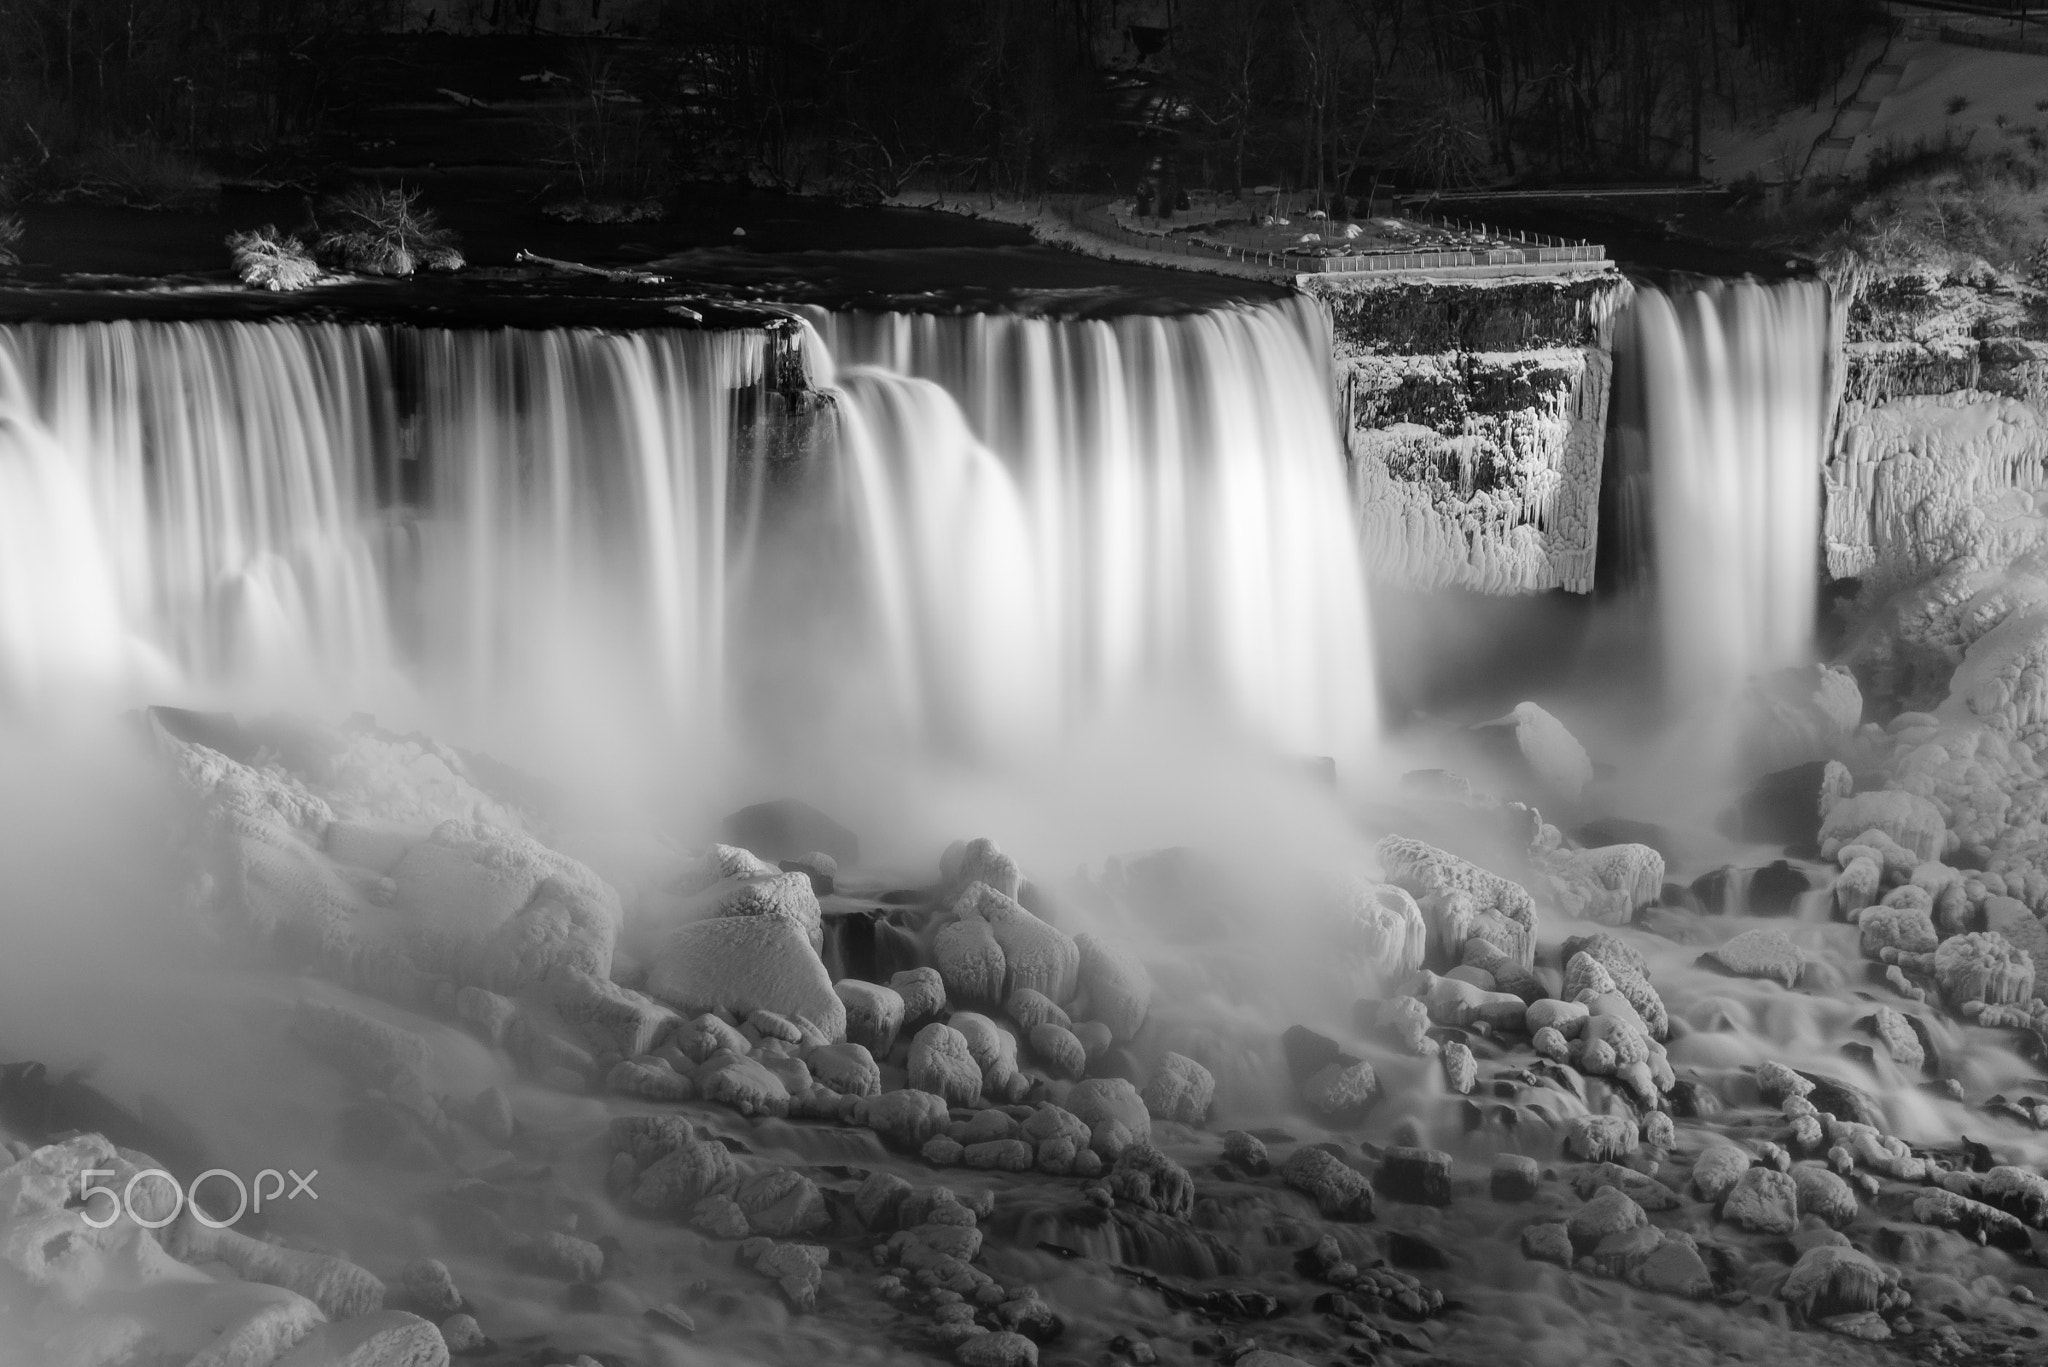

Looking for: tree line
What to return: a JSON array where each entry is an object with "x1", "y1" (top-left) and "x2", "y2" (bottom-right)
[{"x1": 0, "y1": 0, "x2": 1886, "y2": 206}]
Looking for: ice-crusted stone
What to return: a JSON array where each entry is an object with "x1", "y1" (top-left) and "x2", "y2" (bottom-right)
[
  {"x1": 1441, "y1": 1040, "x2": 1477, "y2": 1094},
  {"x1": 908, "y1": 1023, "x2": 983, "y2": 1107},
  {"x1": 674, "y1": 843, "x2": 779, "y2": 895},
  {"x1": 806, "y1": 1042, "x2": 881, "y2": 1096},
  {"x1": 955, "y1": 880, "x2": 1080, "y2": 1004},
  {"x1": 1282, "y1": 1146, "x2": 1373, "y2": 1219},
  {"x1": 1541, "y1": 844, "x2": 1664, "y2": 925},
  {"x1": 1327, "y1": 874, "x2": 1429, "y2": 975},
  {"x1": 389, "y1": 819, "x2": 620, "y2": 988},
  {"x1": 955, "y1": 1330, "x2": 1038, "y2": 1367},
  {"x1": 1781, "y1": 1245, "x2": 1888, "y2": 1318},
  {"x1": 1005, "y1": 987, "x2": 1069, "y2": 1033},
  {"x1": 735, "y1": 1169, "x2": 828, "y2": 1237},
  {"x1": 1859, "y1": 903, "x2": 1937, "y2": 959},
  {"x1": 1912, "y1": 1188, "x2": 2029, "y2": 1247},
  {"x1": 1567, "y1": 1185, "x2": 1646, "y2": 1253},
  {"x1": 608, "y1": 1058, "x2": 691, "y2": 1102},
  {"x1": 1560, "y1": 933, "x2": 1667, "y2": 1038},
  {"x1": 272, "y1": 1309, "x2": 446, "y2": 1367},
  {"x1": 550, "y1": 968, "x2": 678, "y2": 1058},
  {"x1": 1722, "y1": 1166, "x2": 1799, "y2": 1234},
  {"x1": 1692, "y1": 1145, "x2": 1751, "y2": 1203},
  {"x1": 1834, "y1": 857, "x2": 1882, "y2": 916},
  {"x1": 934, "y1": 911, "x2": 1007, "y2": 1007},
  {"x1": 1107, "y1": 1143, "x2": 1196, "y2": 1218},
  {"x1": 1066, "y1": 1077, "x2": 1152, "y2": 1153},
  {"x1": 1755, "y1": 1060, "x2": 1813, "y2": 1105},
  {"x1": 1793, "y1": 1165, "x2": 1858, "y2": 1226},
  {"x1": 629, "y1": 1140, "x2": 737, "y2": 1216},
  {"x1": 647, "y1": 914, "x2": 845, "y2": 1040},
  {"x1": 714, "y1": 871, "x2": 824, "y2": 952},
  {"x1": 835, "y1": 979, "x2": 905, "y2": 1055},
  {"x1": 1302, "y1": 1059, "x2": 1378, "y2": 1122},
  {"x1": 1029, "y1": 1023, "x2": 1086, "y2": 1079},
  {"x1": 1525, "y1": 998, "x2": 1589, "y2": 1036},
  {"x1": 1377, "y1": 835, "x2": 1537, "y2": 966},
  {"x1": 890, "y1": 967, "x2": 948, "y2": 1021},
  {"x1": 1141, "y1": 1052, "x2": 1216, "y2": 1125},
  {"x1": 1701, "y1": 928, "x2": 1803, "y2": 989},
  {"x1": 1983, "y1": 897, "x2": 2048, "y2": 996},
  {"x1": 1820, "y1": 790, "x2": 1946, "y2": 864},
  {"x1": 401, "y1": 1259, "x2": 461, "y2": 1316},
  {"x1": 1475, "y1": 700, "x2": 1593, "y2": 798},
  {"x1": 697, "y1": 1053, "x2": 791, "y2": 1117},
  {"x1": 176, "y1": 1222, "x2": 386, "y2": 1319},
  {"x1": 955, "y1": 837, "x2": 1023, "y2": 899},
  {"x1": 864, "y1": 1090, "x2": 951, "y2": 1149},
  {"x1": 1934, "y1": 930, "x2": 2035, "y2": 1005},
  {"x1": 1869, "y1": 1006, "x2": 1925, "y2": 1068},
  {"x1": 1565, "y1": 1114, "x2": 1637, "y2": 1162},
  {"x1": 1075, "y1": 932, "x2": 1152, "y2": 1040}
]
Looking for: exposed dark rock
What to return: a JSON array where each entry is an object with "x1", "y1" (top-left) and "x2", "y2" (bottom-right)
[
  {"x1": 1572, "y1": 817, "x2": 1679, "y2": 864},
  {"x1": 1279, "y1": 1024, "x2": 1343, "y2": 1083},
  {"x1": 722, "y1": 798, "x2": 860, "y2": 866},
  {"x1": 1720, "y1": 760, "x2": 1829, "y2": 849},
  {"x1": 1374, "y1": 1147, "x2": 1453, "y2": 1205}
]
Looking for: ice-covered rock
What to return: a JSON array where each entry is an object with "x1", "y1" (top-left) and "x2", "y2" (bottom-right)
[
  {"x1": 1700, "y1": 927, "x2": 1803, "y2": 988},
  {"x1": 934, "y1": 908, "x2": 1007, "y2": 1007},
  {"x1": 1074, "y1": 932, "x2": 1152, "y2": 1040},
  {"x1": 836, "y1": 980, "x2": 906, "y2": 1055},
  {"x1": 646, "y1": 915, "x2": 845, "y2": 1040},
  {"x1": 954, "y1": 881, "x2": 1079, "y2": 1004},
  {"x1": 713, "y1": 872, "x2": 824, "y2": 953},
  {"x1": 1142, "y1": 1053, "x2": 1216, "y2": 1124},
  {"x1": 1722, "y1": 1166, "x2": 1798, "y2": 1234},
  {"x1": 1819, "y1": 790, "x2": 1947, "y2": 864},
  {"x1": 1378, "y1": 835, "x2": 1537, "y2": 967},
  {"x1": 1538, "y1": 844, "x2": 1664, "y2": 925},
  {"x1": 1326, "y1": 875, "x2": 1429, "y2": 975},
  {"x1": 1472, "y1": 700, "x2": 1593, "y2": 799},
  {"x1": 1933, "y1": 930, "x2": 2035, "y2": 1006},
  {"x1": 908, "y1": 1023, "x2": 983, "y2": 1106}
]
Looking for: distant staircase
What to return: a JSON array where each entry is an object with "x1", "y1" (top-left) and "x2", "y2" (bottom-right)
[{"x1": 1801, "y1": 33, "x2": 1910, "y2": 182}]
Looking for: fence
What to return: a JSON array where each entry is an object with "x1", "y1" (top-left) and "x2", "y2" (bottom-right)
[
  {"x1": 1938, "y1": 21, "x2": 2048, "y2": 52},
  {"x1": 1045, "y1": 196, "x2": 1606, "y2": 277}
]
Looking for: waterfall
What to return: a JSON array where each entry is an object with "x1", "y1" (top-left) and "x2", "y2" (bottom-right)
[
  {"x1": 811, "y1": 298, "x2": 1378, "y2": 762},
  {"x1": 0, "y1": 303, "x2": 1376, "y2": 770},
  {"x1": 1619, "y1": 281, "x2": 1836, "y2": 711}
]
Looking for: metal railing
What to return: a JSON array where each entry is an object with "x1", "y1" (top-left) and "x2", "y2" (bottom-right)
[{"x1": 1047, "y1": 196, "x2": 1605, "y2": 277}]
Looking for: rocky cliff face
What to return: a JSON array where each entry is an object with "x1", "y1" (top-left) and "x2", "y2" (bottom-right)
[
  {"x1": 1306, "y1": 270, "x2": 1633, "y2": 595},
  {"x1": 1826, "y1": 270, "x2": 2048, "y2": 600}
]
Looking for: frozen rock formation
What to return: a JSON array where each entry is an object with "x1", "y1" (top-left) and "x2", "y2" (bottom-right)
[
  {"x1": 646, "y1": 915, "x2": 846, "y2": 1040},
  {"x1": 1377, "y1": 835, "x2": 1538, "y2": 966},
  {"x1": 1309, "y1": 271, "x2": 1629, "y2": 595}
]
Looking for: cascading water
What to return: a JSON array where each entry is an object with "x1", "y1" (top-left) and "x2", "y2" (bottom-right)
[
  {"x1": 811, "y1": 298, "x2": 1379, "y2": 763},
  {"x1": 1619, "y1": 281, "x2": 1837, "y2": 712},
  {"x1": 0, "y1": 301, "x2": 1375, "y2": 773}
]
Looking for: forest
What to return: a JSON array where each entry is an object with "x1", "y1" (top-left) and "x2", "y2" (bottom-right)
[{"x1": 0, "y1": 0, "x2": 1888, "y2": 205}]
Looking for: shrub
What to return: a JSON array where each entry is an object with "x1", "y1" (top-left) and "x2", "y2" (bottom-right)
[
  {"x1": 313, "y1": 183, "x2": 464, "y2": 277},
  {"x1": 226, "y1": 225, "x2": 319, "y2": 291},
  {"x1": 0, "y1": 214, "x2": 21, "y2": 266},
  {"x1": 70, "y1": 138, "x2": 218, "y2": 210}
]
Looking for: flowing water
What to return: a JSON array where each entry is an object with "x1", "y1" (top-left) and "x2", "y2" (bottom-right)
[
  {"x1": 811, "y1": 298, "x2": 1378, "y2": 763},
  {"x1": 0, "y1": 302, "x2": 1376, "y2": 777},
  {"x1": 1618, "y1": 281, "x2": 1838, "y2": 709}
]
